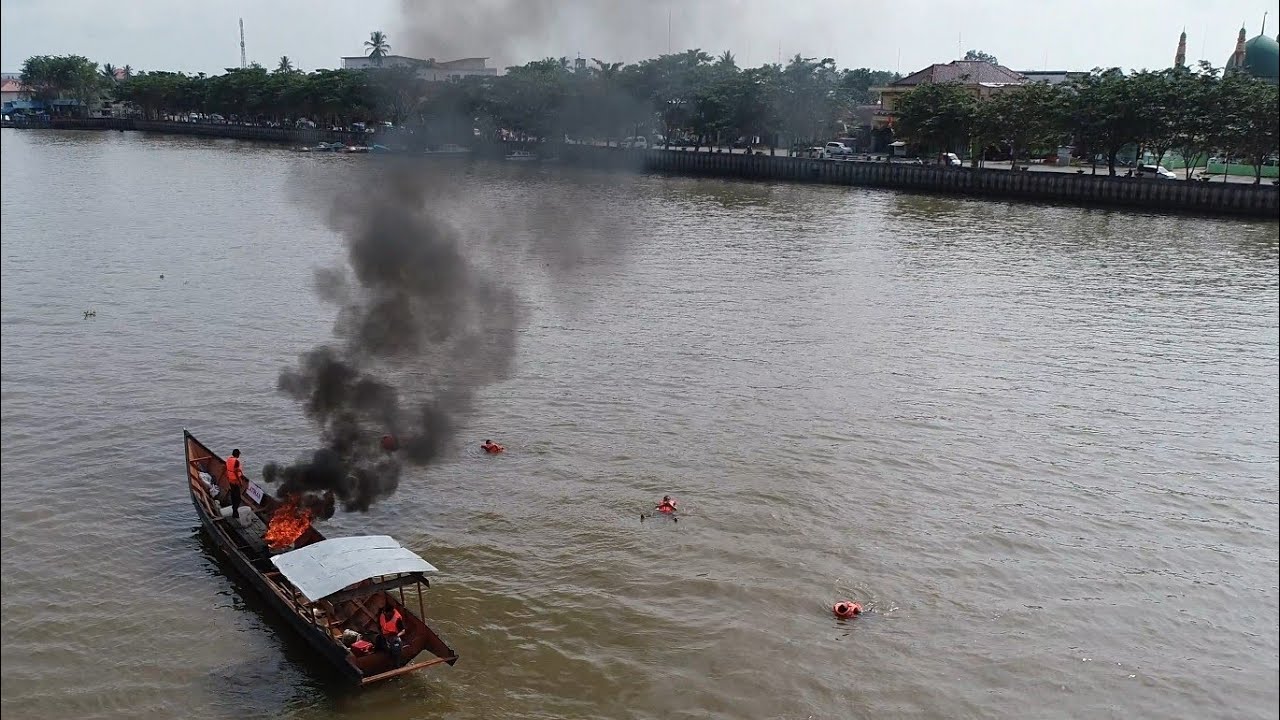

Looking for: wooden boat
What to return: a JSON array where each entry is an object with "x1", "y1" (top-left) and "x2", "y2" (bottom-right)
[{"x1": 183, "y1": 430, "x2": 458, "y2": 685}]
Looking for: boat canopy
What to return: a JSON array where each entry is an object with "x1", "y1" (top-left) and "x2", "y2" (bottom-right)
[{"x1": 271, "y1": 535, "x2": 438, "y2": 603}]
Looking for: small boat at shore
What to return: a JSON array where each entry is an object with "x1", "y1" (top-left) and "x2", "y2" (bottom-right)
[
  {"x1": 184, "y1": 430, "x2": 457, "y2": 685},
  {"x1": 505, "y1": 150, "x2": 537, "y2": 162}
]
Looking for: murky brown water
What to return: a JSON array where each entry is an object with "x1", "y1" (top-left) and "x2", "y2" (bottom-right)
[{"x1": 2, "y1": 129, "x2": 1277, "y2": 720}]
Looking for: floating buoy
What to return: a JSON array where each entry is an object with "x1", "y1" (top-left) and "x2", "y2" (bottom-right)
[
  {"x1": 381, "y1": 434, "x2": 398, "y2": 452},
  {"x1": 833, "y1": 601, "x2": 862, "y2": 618}
]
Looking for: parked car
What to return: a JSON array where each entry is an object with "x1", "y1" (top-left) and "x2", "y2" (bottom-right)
[
  {"x1": 1136, "y1": 164, "x2": 1177, "y2": 179},
  {"x1": 824, "y1": 141, "x2": 852, "y2": 157},
  {"x1": 941, "y1": 152, "x2": 963, "y2": 167},
  {"x1": 622, "y1": 136, "x2": 648, "y2": 149}
]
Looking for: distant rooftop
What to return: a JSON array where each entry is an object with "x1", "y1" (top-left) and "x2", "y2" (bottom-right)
[{"x1": 892, "y1": 60, "x2": 1027, "y2": 86}]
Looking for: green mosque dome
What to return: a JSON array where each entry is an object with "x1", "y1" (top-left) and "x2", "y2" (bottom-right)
[{"x1": 1227, "y1": 31, "x2": 1280, "y2": 83}]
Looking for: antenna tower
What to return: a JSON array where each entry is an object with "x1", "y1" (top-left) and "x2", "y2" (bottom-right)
[{"x1": 239, "y1": 18, "x2": 247, "y2": 68}]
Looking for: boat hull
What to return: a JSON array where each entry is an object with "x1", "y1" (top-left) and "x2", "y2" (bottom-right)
[
  {"x1": 183, "y1": 431, "x2": 456, "y2": 686},
  {"x1": 190, "y1": 496, "x2": 364, "y2": 683}
]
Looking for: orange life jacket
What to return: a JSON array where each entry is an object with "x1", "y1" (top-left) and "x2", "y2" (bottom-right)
[
  {"x1": 379, "y1": 608, "x2": 403, "y2": 636},
  {"x1": 225, "y1": 456, "x2": 244, "y2": 486}
]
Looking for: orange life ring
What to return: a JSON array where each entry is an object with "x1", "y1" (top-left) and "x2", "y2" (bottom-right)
[{"x1": 832, "y1": 601, "x2": 862, "y2": 618}]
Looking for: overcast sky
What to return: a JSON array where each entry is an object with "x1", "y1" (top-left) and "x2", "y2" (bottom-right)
[{"x1": 2, "y1": 0, "x2": 1275, "y2": 76}]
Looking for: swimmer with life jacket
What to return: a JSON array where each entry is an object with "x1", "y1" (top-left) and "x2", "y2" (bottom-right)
[
  {"x1": 481, "y1": 439, "x2": 505, "y2": 454},
  {"x1": 832, "y1": 601, "x2": 863, "y2": 618},
  {"x1": 640, "y1": 495, "x2": 680, "y2": 522}
]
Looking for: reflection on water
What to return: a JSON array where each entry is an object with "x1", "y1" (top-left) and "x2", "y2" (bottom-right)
[{"x1": 1, "y1": 128, "x2": 1277, "y2": 720}]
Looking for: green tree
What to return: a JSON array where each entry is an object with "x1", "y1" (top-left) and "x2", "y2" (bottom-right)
[
  {"x1": 1169, "y1": 62, "x2": 1220, "y2": 179},
  {"x1": 893, "y1": 81, "x2": 976, "y2": 156},
  {"x1": 365, "y1": 31, "x2": 390, "y2": 66},
  {"x1": 839, "y1": 67, "x2": 899, "y2": 105},
  {"x1": 1128, "y1": 69, "x2": 1182, "y2": 169},
  {"x1": 983, "y1": 82, "x2": 1067, "y2": 167},
  {"x1": 776, "y1": 54, "x2": 842, "y2": 149},
  {"x1": 20, "y1": 55, "x2": 100, "y2": 115},
  {"x1": 1216, "y1": 71, "x2": 1280, "y2": 184},
  {"x1": 1067, "y1": 69, "x2": 1141, "y2": 175},
  {"x1": 276, "y1": 56, "x2": 295, "y2": 74},
  {"x1": 963, "y1": 49, "x2": 999, "y2": 64}
]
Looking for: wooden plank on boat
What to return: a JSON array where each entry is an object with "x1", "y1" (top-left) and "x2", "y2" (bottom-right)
[{"x1": 359, "y1": 656, "x2": 455, "y2": 685}]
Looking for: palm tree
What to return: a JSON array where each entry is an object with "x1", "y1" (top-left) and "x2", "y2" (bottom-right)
[
  {"x1": 591, "y1": 58, "x2": 623, "y2": 79},
  {"x1": 100, "y1": 63, "x2": 118, "y2": 82},
  {"x1": 276, "y1": 56, "x2": 294, "y2": 74},
  {"x1": 365, "y1": 31, "x2": 390, "y2": 66},
  {"x1": 121, "y1": 65, "x2": 133, "y2": 79},
  {"x1": 716, "y1": 50, "x2": 736, "y2": 68}
]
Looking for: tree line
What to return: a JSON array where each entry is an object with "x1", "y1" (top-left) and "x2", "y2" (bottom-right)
[
  {"x1": 893, "y1": 63, "x2": 1280, "y2": 183},
  {"x1": 18, "y1": 45, "x2": 899, "y2": 152},
  {"x1": 18, "y1": 44, "x2": 1278, "y2": 183}
]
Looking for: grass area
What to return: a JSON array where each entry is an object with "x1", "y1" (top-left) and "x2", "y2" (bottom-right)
[
  {"x1": 1203, "y1": 162, "x2": 1280, "y2": 178},
  {"x1": 1164, "y1": 153, "x2": 1279, "y2": 177}
]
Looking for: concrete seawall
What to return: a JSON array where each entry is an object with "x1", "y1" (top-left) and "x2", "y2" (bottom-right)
[
  {"x1": 2, "y1": 116, "x2": 370, "y2": 145},
  {"x1": 6, "y1": 118, "x2": 1276, "y2": 219},
  {"x1": 558, "y1": 145, "x2": 1279, "y2": 219}
]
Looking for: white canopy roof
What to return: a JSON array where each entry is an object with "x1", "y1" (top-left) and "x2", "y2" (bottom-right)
[{"x1": 270, "y1": 535, "x2": 438, "y2": 603}]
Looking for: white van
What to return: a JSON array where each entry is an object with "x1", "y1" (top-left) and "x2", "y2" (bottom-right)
[
  {"x1": 1136, "y1": 164, "x2": 1177, "y2": 180},
  {"x1": 824, "y1": 141, "x2": 851, "y2": 157}
]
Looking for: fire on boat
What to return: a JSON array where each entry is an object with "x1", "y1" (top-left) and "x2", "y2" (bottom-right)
[{"x1": 183, "y1": 430, "x2": 458, "y2": 685}]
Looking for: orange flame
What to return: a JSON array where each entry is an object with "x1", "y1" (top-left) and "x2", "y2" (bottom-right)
[{"x1": 264, "y1": 497, "x2": 312, "y2": 551}]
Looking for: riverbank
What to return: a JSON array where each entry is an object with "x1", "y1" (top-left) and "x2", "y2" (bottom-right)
[{"x1": 5, "y1": 117, "x2": 1277, "y2": 219}]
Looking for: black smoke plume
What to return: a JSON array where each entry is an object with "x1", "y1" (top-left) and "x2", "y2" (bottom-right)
[{"x1": 265, "y1": 165, "x2": 520, "y2": 512}]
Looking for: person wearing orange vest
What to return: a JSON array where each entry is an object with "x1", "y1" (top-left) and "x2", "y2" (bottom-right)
[
  {"x1": 376, "y1": 603, "x2": 407, "y2": 666},
  {"x1": 224, "y1": 449, "x2": 245, "y2": 521}
]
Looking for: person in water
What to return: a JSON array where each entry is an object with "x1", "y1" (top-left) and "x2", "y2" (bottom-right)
[
  {"x1": 655, "y1": 495, "x2": 678, "y2": 513},
  {"x1": 481, "y1": 439, "x2": 505, "y2": 454}
]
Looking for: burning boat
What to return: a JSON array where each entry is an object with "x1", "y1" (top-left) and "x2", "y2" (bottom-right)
[{"x1": 183, "y1": 430, "x2": 457, "y2": 685}]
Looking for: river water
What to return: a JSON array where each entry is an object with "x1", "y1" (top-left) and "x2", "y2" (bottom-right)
[{"x1": 1, "y1": 129, "x2": 1276, "y2": 720}]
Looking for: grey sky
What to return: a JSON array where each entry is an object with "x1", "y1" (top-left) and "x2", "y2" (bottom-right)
[{"x1": 1, "y1": 0, "x2": 1274, "y2": 75}]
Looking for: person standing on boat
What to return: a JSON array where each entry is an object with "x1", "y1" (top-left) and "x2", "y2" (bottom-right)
[
  {"x1": 376, "y1": 603, "x2": 407, "y2": 667},
  {"x1": 224, "y1": 449, "x2": 245, "y2": 520}
]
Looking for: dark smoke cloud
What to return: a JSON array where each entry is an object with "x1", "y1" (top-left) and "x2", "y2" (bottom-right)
[
  {"x1": 267, "y1": 0, "x2": 658, "y2": 513},
  {"x1": 266, "y1": 164, "x2": 522, "y2": 512},
  {"x1": 398, "y1": 0, "x2": 743, "y2": 69}
]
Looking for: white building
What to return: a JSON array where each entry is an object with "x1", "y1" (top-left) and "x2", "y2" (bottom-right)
[{"x1": 339, "y1": 55, "x2": 497, "y2": 81}]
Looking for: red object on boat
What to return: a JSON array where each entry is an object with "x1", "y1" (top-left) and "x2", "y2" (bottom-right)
[
  {"x1": 351, "y1": 640, "x2": 374, "y2": 655},
  {"x1": 381, "y1": 434, "x2": 398, "y2": 452}
]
